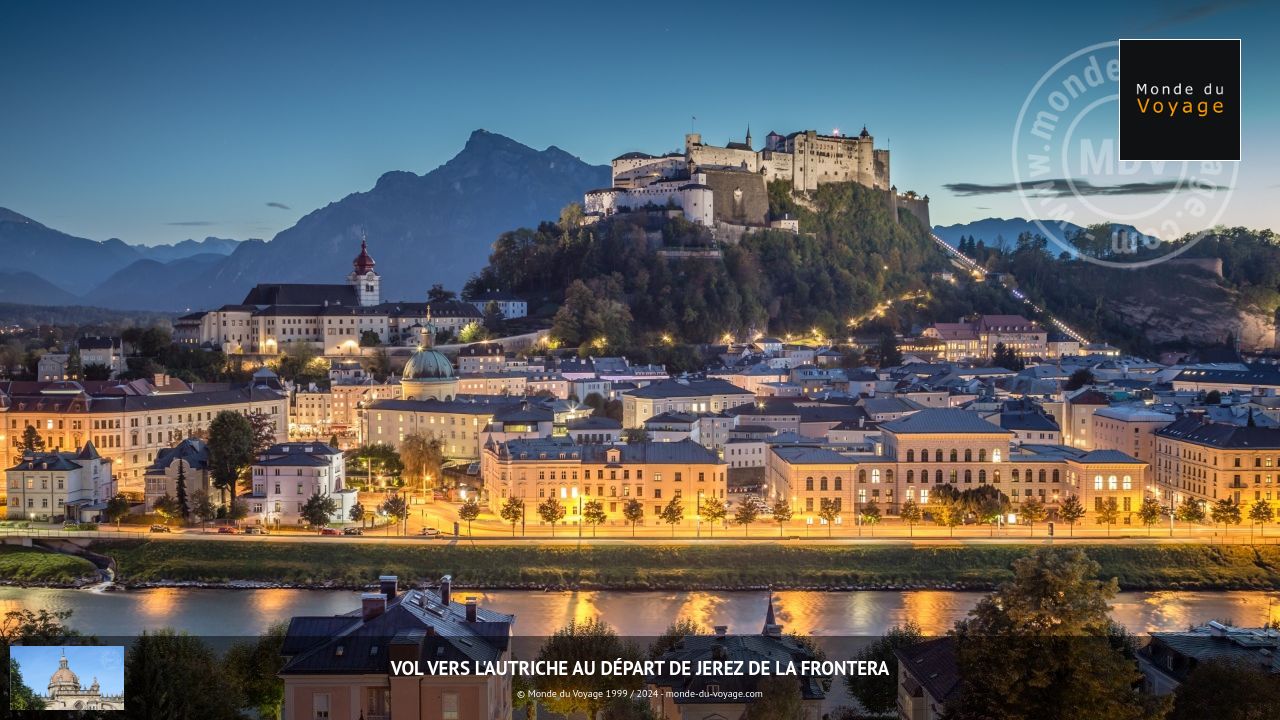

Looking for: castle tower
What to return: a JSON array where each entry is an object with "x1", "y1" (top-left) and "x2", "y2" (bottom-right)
[
  {"x1": 348, "y1": 233, "x2": 381, "y2": 306},
  {"x1": 745, "y1": 125, "x2": 752, "y2": 150}
]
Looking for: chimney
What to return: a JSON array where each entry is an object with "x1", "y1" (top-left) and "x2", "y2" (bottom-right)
[
  {"x1": 439, "y1": 575, "x2": 452, "y2": 606},
  {"x1": 361, "y1": 593, "x2": 386, "y2": 621},
  {"x1": 379, "y1": 575, "x2": 398, "y2": 601},
  {"x1": 466, "y1": 597, "x2": 477, "y2": 622}
]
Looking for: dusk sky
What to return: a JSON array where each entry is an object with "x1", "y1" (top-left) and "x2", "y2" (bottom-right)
[{"x1": 2, "y1": 0, "x2": 1276, "y2": 246}]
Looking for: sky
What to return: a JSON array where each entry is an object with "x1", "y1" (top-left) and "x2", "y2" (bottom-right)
[
  {"x1": 1, "y1": 0, "x2": 1276, "y2": 246},
  {"x1": 9, "y1": 645, "x2": 125, "y2": 698}
]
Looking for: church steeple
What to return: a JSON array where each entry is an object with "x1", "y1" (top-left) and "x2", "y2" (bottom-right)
[
  {"x1": 745, "y1": 124, "x2": 753, "y2": 149},
  {"x1": 348, "y1": 230, "x2": 381, "y2": 306}
]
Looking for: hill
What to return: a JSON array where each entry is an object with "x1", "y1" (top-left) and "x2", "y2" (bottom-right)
[
  {"x1": 467, "y1": 181, "x2": 948, "y2": 351},
  {"x1": 0, "y1": 271, "x2": 79, "y2": 306}
]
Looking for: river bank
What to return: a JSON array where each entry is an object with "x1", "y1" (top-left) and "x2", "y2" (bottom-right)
[{"x1": 6, "y1": 540, "x2": 1266, "y2": 592}]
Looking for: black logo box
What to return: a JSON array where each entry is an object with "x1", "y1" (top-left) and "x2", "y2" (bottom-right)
[{"x1": 1119, "y1": 39, "x2": 1240, "y2": 161}]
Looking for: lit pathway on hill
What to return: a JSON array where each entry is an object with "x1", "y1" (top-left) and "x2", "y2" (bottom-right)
[{"x1": 928, "y1": 232, "x2": 1090, "y2": 344}]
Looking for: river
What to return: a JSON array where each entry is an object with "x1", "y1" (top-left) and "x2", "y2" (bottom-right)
[{"x1": 2, "y1": 586, "x2": 1277, "y2": 639}]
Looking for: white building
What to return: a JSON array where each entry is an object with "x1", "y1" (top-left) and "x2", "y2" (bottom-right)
[
  {"x1": 37, "y1": 337, "x2": 125, "y2": 381},
  {"x1": 247, "y1": 442, "x2": 351, "y2": 526},
  {"x1": 5, "y1": 443, "x2": 113, "y2": 522}
]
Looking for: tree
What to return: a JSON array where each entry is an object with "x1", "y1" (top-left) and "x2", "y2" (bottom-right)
[
  {"x1": 368, "y1": 346, "x2": 392, "y2": 381},
  {"x1": 10, "y1": 657, "x2": 45, "y2": 710},
  {"x1": 175, "y1": 461, "x2": 190, "y2": 520},
  {"x1": 947, "y1": 548, "x2": 1158, "y2": 720},
  {"x1": 734, "y1": 497, "x2": 761, "y2": 537},
  {"x1": 623, "y1": 499, "x2": 644, "y2": 537},
  {"x1": 1097, "y1": 497, "x2": 1121, "y2": 536},
  {"x1": 1177, "y1": 497, "x2": 1206, "y2": 534},
  {"x1": 1211, "y1": 498, "x2": 1242, "y2": 534},
  {"x1": 380, "y1": 493, "x2": 409, "y2": 535},
  {"x1": 660, "y1": 496, "x2": 685, "y2": 536},
  {"x1": 1059, "y1": 494, "x2": 1086, "y2": 536},
  {"x1": 427, "y1": 283, "x2": 456, "y2": 303},
  {"x1": 770, "y1": 497, "x2": 793, "y2": 537},
  {"x1": 538, "y1": 497, "x2": 566, "y2": 536},
  {"x1": 105, "y1": 493, "x2": 132, "y2": 528},
  {"x1": 400, "y1": 433, "x2": 445, "y2": 492},
  {"x1": 1204, "y1": 389, "x2": 1223, "y2": 405},
  {"x1": 190, "y1": 489, "x2": 217, "y2": 531},
  {"x1": 877, "y1": 332, "x2": 902, "y2": 368},
  {"x1": 1248, "y1": 500, "x2": 1274, "y2": 539},
  {"x1": 223, "y1": 623, "x2": 287, "y2": 720},
  {"x1": 227, "y1": 497, "x2": 249, "y2": 525},
  {"x1": 247, "y1": 410, "x2": 277, "y2": 453},
  {"x1": 19, "y1": 425, "x2": 44, "y2": 453},
  {"x1": 1020, "y1": 497, "x2": 1047, "y2": 537},
  {"x1": 622, "y1": 427, "x2": 650, "y2": 444},
  {"x1": 126, "y1": 630, "x2": 243, "y2": 720},
  {"x1": 747, "y1": 675, "x2": 806, "y2": 719},
  {"x1": 846, "y1": 622, "x2": 924, "y2": 716},
  {"x1": 348, "y1": 502, "x2": 365, "y2": 526},
  {"x1": 1065, "y1": 368, "x2": 1095, "y2": 391},
  {"x1": 1167, "y1": 659, "x2": 1280, "y2": 720},
  {"x1": 700, "y1": 495, "x2": 726, "y2": 537},
  {"x1": 65, "y1": 344, "x2": 83, "y2": 379},
  {"x1": 535, "y1": 618, "x2": 643, "y2": 719},
  {"x1": 300, "y1": 491, "x2": 339, "y2": 531},
  {"x1": 458, "y1": 497, "x2": 482, "y2": 535},
  {"x1": 153, "y1": 493, "x2": 180, "y2": 525},
  {"x1": 482, "y1": 300, "x2": 506, "y2": 335},
  {"x1": 991, "y1": 342, "x2": 1025, "y2": 371},
  {"x1": 359, "y1": 329, "x2": 381, "y2": 347},
  {"x1": 1137, "y1": 496, "x2": 1165, "y2": 536},
  {"x1": 208, "y1": 410, "x2": 254, "y2": 506},
  {"x1": 83, "y1": 362, "x2": 112, "y2": 381},
  {"x1": 648, "y1": 618, "x2": 705, "y2": 660},
  {"x1": 582, "y1": 499, "x2": 606, "y2": 537},
  {"x1": 860, "y1": 500, "x2": 882, "y2": 535},
  {"x1": 899, "y1": 498, "x2": 922, "y2": 536},
  {"x1": 817, "y1": 498, "x2": 840, "y2": 537},
  {"x1": 500, "y1": 497, "x2": 525, "y2": 537},
  {"x1": 458, "y1": 321, "x2": 488, "y2": 343}
]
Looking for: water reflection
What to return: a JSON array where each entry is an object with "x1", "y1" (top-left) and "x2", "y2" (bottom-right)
[{"x1": 0, "y1": 587, "x2": 1277, "y2": 640}]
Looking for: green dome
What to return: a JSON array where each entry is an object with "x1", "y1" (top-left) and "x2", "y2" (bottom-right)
[{"x1": 403, "y1": 347, "x2": 454, "y2": 380}]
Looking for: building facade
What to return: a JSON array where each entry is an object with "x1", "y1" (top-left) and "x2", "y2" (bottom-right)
[
  {"x1": 621, "y1": 378, "x2": 754, "y2": 429},
  {"x1": 248, "y1": 442, "x2": 351, "y2": 526},
  {"x1": 1153, "y1": 415, "x2": 1280, "y2": 511},
  {"x1": 5, "y1": 443, "x2": 113, "y2": 521}
]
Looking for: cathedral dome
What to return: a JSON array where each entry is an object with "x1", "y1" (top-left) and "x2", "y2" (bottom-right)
[
  {"x1": 49, "y1": 653, "x2": 79, "y2": 693},
  {"x1": 403, "y1": 347, "x2": 454, "y2": 380}
]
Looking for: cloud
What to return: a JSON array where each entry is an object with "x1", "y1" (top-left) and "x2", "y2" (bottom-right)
[
  {"x1": 266, "y1": 201, "x2": 290, "y2": 210},
  {"x1": 1143, "y1": 0, "x2": 1257, "y2": 31},
  {"x1": 165, "y1": 220, "x2": 216, "y2": 226},
  {"x1": 944, "y1": 179, "x2": 1228, "y2": 197}
]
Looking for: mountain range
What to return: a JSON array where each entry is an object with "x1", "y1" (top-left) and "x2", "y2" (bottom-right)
[
  {"x1": 0, "y1": 130, "x2": 608, "y2": 312},
  {"x1": 932, "y1": 217, "x2": 1160, "y2": 252}
]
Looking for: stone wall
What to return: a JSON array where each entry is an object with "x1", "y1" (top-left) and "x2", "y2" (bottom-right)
[{"x1": 702, "y1": 169, "x2": 769, "y2": 226}]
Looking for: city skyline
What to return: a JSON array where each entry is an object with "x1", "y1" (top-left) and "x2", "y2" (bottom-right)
[{"x1": 2, "y1": 0, "x2": 1276, "y2": 248}]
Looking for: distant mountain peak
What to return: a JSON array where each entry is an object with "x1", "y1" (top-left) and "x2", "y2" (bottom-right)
[{"x1": 0, "y1": 207, "x2": 44, "y2": 226}]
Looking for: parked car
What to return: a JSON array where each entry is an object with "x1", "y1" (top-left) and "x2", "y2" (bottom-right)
[
  {"x1": 217, "y1": 526, "x2": 237, "y2": 534},
  {"x1": 319, "y1": 527, "x2": 340, "y2": 536},
  {"x1": 419, "y1": 527, "x2": 440, "y2": 537},
  {"x1": 342, "y1": 527, "x2": 363, "y2": 536},
  {"x1": 149, "y1": 524, "x2": 171, "y2": 533},
  {"x1": 244, "y1": 526, "x2": 270, "y2": 535}
]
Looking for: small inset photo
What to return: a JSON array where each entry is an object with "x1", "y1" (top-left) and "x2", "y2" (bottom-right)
[{"x1": 9, "y1": 646, "x2": 125, "y2": 712}]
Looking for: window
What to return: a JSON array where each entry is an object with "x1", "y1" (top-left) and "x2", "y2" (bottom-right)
[
  {"x1": 805, "y1": 477, "x2": 814, "y2": 491},
  {"x1": 1094, "y1": 475, "x2": 1103, "y2": 490},
  {"x1": 442, "y1": 692, "x2": 460, "y2": 720},
  {"x1": 312, "y1": 694, "x2": 330, "y2": 720}
]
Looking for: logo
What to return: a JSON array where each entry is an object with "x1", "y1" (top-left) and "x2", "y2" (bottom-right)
[{"x1": 1011, "y1": 41, "x2": 1237, "y2": 269}]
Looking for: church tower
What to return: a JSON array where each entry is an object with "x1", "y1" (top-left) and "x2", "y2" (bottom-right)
[
  {"x1": 745, "y1": 125, "x2": 752, "y2": 150},
  {"x1": 348, "y1": 234, "x2": 380, "y2": 306}
]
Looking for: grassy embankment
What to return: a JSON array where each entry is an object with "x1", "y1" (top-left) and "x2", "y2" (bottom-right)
[
  {"x1": 82, "y1": 541, "x2": 1280, "y2": 591},
  {"x1": 0, "y1": 545, "x2": 99, "y2": 584}
]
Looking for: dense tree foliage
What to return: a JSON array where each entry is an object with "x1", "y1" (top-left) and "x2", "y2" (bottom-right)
[{"x1": 468, "y1": 183, "x2": 945, "y2": 344}]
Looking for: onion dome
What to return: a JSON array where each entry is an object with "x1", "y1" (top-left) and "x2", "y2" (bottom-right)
[{"x1": 352, "y1": 239, "x2": 376, "y2": 276}]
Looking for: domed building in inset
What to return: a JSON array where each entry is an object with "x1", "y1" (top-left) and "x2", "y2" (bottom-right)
[
  {"x1": 42, "y1": 650, "x2": 123, "y2": 710},
  {"x1": 401, "y1": 316, "x2": 457, "y2": 402}
]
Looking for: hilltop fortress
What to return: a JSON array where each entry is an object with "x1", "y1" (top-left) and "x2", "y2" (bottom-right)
[{"x1": 584, "y1": 127, "x2": 929, "y2": 237}]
